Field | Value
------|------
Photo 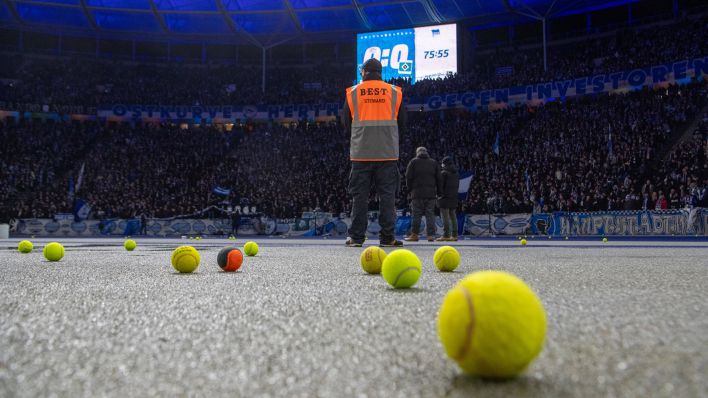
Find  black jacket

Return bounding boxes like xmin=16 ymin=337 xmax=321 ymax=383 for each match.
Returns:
xmin=405 ymin=153 xmax=442 ymax=199
xmin=438 ymin=163 xmax=460 ymax=209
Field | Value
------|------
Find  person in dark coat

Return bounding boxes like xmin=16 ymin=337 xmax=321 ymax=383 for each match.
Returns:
xmin=437 ymin=156 xmax=460 ymax=241
xmin=231 ymin=207 xmax=241 ymax=237
xmin=140 ymin=212 xmax=148 ymax=236
xmin=404 ymin=147 xmax=442 ymax=241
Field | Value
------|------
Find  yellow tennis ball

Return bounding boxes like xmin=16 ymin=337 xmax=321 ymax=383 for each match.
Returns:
xmin=18 ymin=240 xmax=33 ymax=253
xmin=602 ymin=237 xmax=608 ymax=243
xmin=381 ymin=249 xmax=422 ymax=288
xmin=171 ymin=246 xmax=200 ymax=273
xmin=434 ymin=246 xmax=460 ymax=272
xmin=360 ymin=246 xmax=387 ymax=274
xmin=124 ymin=239 xmax=137 ymax=251
xmin=244 ymin=241 xmax=259 ymax=256
xmin=43 ymin=242 xmax=65 ymax=262
xmin=520 ymin=239 xmax=527 ymax=246
xmin=438 ymin=271 xmax=546 ymax=379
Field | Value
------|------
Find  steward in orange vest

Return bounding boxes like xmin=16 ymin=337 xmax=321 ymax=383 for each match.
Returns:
xmin=344 ymin=76 xmax=404 ymax=161
xmin=342 ymin=58 xmax=407 ymax=247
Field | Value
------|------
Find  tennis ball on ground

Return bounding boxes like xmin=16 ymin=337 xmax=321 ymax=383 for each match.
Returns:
xmin=381 ymin=249 xmax=422 ymax=289
xmin=18 ymin=240 xmax=33 ymax=253
xmin=217 ymin=247 xmax=243 ymax=272
xmin=434 ymin=246 xmax=460 ymax=272
xmin=124 ymin=239 xmax=136 ymax=251
xmin=520 ymin=239 xmax=527 ymax=246
xmin=438 ymin=271 xmax=546 ymax=379
xmin=43 ymin=242 xmax=64 ymax=261
xmin=360 ymin=246 xmax=387 ymax=274
xmin=602 ymin=237 xmax=608 ymax=243
xmin=171 ymin=246 xmax=200 ymax=273
xmin=244 ymin=241 xmax=259 ymax=256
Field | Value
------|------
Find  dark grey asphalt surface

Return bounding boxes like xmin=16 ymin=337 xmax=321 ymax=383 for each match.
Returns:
xmin=1 ymin=238 xmax=706 ymax=398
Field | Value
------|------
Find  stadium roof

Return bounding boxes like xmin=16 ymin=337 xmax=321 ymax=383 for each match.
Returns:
xmin=0 ymin=0 xmax=637 ymax=45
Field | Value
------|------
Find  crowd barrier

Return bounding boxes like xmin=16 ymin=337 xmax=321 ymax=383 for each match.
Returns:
xmin=10 ymin=208 xmax=706 ymax=237
xmin=11 ymin=216 xmax=288 ymax=238
xmin=530 ymin=208 xmax=707 ymax=236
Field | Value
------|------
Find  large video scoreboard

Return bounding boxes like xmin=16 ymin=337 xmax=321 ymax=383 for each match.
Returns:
xmin=356 ymin=23 xmax=457 ymax=84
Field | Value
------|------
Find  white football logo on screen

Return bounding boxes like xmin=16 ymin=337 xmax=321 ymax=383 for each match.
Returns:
xmin=363 ymin=44 xmax=411 ymax=71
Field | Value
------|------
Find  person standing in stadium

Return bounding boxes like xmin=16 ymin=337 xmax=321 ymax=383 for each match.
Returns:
xmin=404 ymin=147 xmax=442 ymax=242
xmin=230 ymin=207 xmax=241 ymax=238
xmin=436 ymin=156 xmax=459 ymax=242
xmin=342 ymin=58 xmax=406 ymax=247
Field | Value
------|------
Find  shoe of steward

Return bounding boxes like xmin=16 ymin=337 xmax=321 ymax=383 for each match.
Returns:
xmin=345 ymin=237 xmax=363 ymax=247
xmin=380 ymin=239 xmax=403 ymax=247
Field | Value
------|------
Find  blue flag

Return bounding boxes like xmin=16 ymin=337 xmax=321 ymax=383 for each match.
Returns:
xmin=492 ymin=132 xmax=500 ymax=155
xmin=212 ymin=186 xmax=231 ymax=196
xmin=73 ymin=198 xmax=91 ymax=221
xmin=458 ymin=171 xmax=474 ymax=200
xmin=67 ymin=176 xmax=75 ymax=201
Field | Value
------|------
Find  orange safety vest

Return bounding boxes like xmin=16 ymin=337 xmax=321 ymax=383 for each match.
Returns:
xmin=346 ymin=80 xmax=403 ymax=161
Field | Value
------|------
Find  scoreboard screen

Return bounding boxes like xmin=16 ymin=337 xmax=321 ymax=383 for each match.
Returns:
xmin=356 ymin=23 xmax=457 ymax=84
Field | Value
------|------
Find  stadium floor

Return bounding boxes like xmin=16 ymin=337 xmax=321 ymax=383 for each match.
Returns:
xmin=1 ymin=237 xmax=706 ymax=397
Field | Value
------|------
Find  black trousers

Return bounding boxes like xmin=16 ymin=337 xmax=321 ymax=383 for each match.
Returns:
xmin=411 ymin=198 xmax=436 ymax=236
xmin=348 ymin=161 xmax=399 ymax=243
xmin=231 ymin=215 xmax=240 ymax=235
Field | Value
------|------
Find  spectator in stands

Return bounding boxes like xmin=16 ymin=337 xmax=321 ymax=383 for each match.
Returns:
xmin=698 ymin=178 xmax=708 ymax=207
xmin=656 ymin=192 xmax=668 ymax=210
xmin=669 ymin=188 xmax=680 ymax=209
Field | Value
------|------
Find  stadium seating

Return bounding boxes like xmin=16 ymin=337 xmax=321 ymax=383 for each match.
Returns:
xmin=0 ymin=16 xmax=706 ymax=222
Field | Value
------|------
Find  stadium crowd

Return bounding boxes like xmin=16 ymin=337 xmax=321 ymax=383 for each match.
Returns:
xmin=0 ymin=16 xmax=705 ymax=109
xmin=396 ymin=16 xmax=707 ymax=100
xmin=1 ymin=13 xmax=707 ymax=223
xmin=464 ymin=84 xmax=707 ymax=214
xmin=1 ymin=81 xmax=705 ymax=222
xmin=0 ymin=121 xmax=100 ymax=219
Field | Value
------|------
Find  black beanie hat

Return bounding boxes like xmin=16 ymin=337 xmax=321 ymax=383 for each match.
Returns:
xmin=362 ymin=58 xmax=383 ymax=72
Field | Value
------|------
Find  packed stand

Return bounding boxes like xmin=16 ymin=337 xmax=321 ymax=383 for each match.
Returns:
xmin=462 ymin=83 xmax=707 ymax=214
xmin=1 ymin=16 xmax=705 ymax=110
xmin=0 ymin=58 xmax=352 ymax=109
xmin=395 ymin=16 xmax=707 ymax=100
xmin=652 ymin=118 xmax=708 ymax=209
xmin=2 ymin=80 xmax=706 ymax=221
xmin=0 ymin=121 xmax=101 ymax=220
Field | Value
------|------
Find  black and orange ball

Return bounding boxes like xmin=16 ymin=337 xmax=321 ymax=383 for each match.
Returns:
xmin=217 ymin=247 xmax=243 ymax=272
